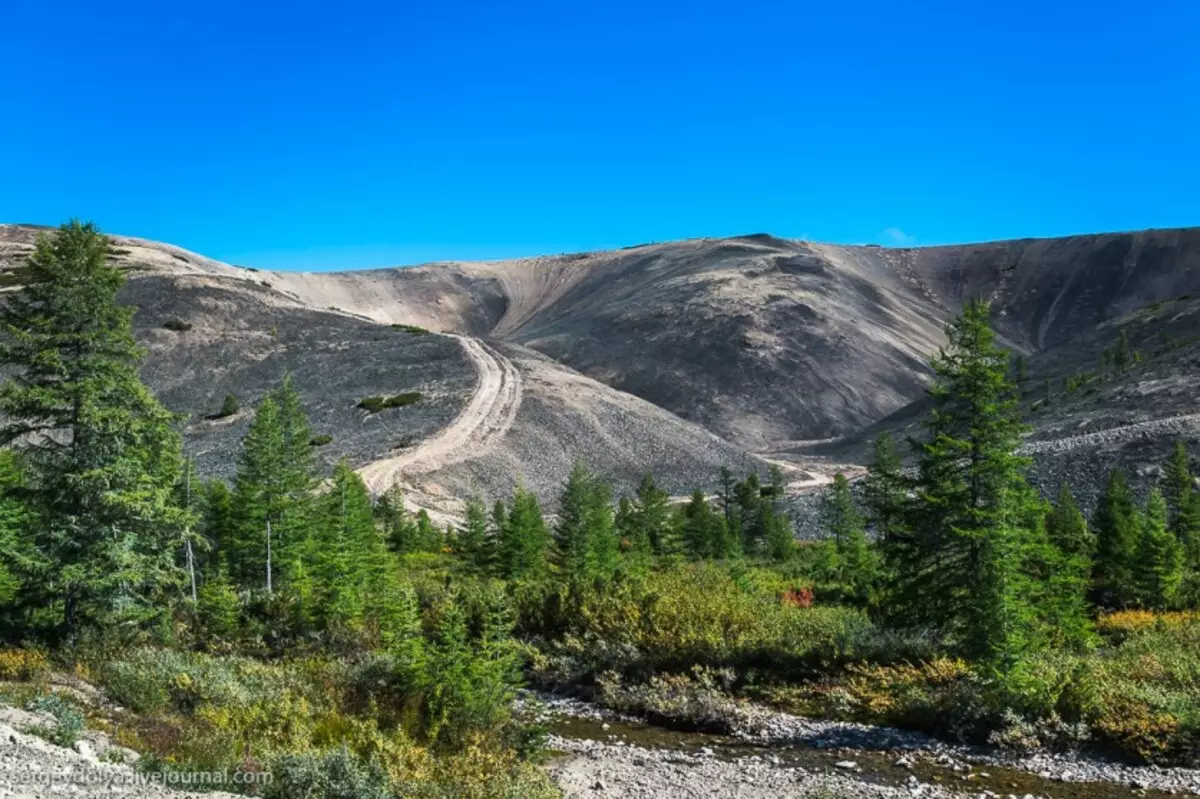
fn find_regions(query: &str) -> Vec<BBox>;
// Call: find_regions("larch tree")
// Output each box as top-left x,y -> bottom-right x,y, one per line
890,299 -> 1045,671
0,221 -> 189,641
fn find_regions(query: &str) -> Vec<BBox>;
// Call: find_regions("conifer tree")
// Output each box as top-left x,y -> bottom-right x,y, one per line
823,473 -> 877,601
763,502 -> 795,563
1163,441 -> 1200,584
554,463 -> 594,580
1134,488 -> 1184,609
1092,468 -> 1140,608
456,496 -> 495,574
1038,486 -> 1095,648
0,221 -> 189,639
863,432 -> 907,541
311,460 -> 380,631
682,490 -> 723,560
0,452 -> 36,624
584,477 -> 620,581
632,472 -> 674,556
735,473 -> 764,554
499,485 -> 549,581
889,300 -> 1043,670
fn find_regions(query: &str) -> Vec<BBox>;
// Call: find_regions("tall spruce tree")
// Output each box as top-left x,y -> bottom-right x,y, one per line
1038,486 -> 1095,649
0,452 -> 37,629
456,496 -> 495,574
863,432 -> 907,541
1163,441 -> 1200,589
823,473 -> 877,602
632,472 -> 674,556
682,490 -> 725,560
890,300 -> 1044,670
1134,488 -> 1184,609
499,485 -> 549,581
0,221 -> 189,640
1092,468 -> 1140,608
311,460 -> 382,631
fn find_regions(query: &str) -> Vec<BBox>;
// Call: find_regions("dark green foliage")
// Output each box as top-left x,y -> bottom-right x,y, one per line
1093,469 -> 1140,608
196,568 -> 241,640
632,472 -> 676,556
265,747 -> 391,799
456,496 -> 496,574
0,221 -> 190,641
1164,441 -> 1200,595
682,490 -> 734,560
309,433 -> 333,446
161,317 -> 192,332
357,392 -> 422,413
863,432 -> 907,543
0,452 -> 36,617
885,300 -> 1045,670
1041,486 -> 1096,648
552,463 -> 619,583
390,323 -> 430,336
499,486 -> 550,582
215,393 -> 239,418
1134,489 -> 1184,609
822,473 -> 878,601
311,461 -> 390,632
423,588 -> 522,748
228,376 -> 319,595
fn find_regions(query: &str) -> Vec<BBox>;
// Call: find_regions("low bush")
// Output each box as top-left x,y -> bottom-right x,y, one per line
391,324 -> 430,336
25,692 -> 85,747
358,392 -> 422,413
0,648 -> 50,681
214,393 -> 239,419
162,317 -> 192,332
310,434 -> 333,446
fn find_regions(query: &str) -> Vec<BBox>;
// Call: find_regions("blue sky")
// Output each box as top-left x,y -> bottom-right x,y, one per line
2,0 -> 1197,270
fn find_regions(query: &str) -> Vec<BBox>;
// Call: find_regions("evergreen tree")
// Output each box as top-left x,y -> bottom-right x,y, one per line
1134,488 -> 1184,609
889,300 -> 1044,670
584,477 -> 620,582
554,463 -> 593,580
823,473 -> 877,601
632,472 -> 674,556
499,485 -> 549,581
863,432 -> 907,542
0,221 -> 189,640
762,502 -> 795,563
735,473 -> 764,554
311,460 -> 381,631
681,490 -> 724,560
1163,441 -> 1200,584
0,452 -> 37,626
456,496 -> 495,574
1092,468 -> 1140,608
1039,486 -> 1095,649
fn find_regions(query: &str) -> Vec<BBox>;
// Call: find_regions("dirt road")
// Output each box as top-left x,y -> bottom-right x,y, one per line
358,336 -> 522,493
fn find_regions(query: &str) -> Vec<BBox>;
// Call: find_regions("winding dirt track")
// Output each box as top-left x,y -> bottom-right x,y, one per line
358,336 -> 522,494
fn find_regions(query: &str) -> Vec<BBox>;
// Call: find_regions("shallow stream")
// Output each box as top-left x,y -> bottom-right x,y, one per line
550,712 -> 1174,798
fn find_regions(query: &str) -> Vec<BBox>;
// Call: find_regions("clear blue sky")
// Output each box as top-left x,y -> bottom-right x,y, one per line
2,0 -> 1197,270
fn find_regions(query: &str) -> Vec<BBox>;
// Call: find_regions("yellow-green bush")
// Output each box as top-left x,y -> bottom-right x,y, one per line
0,648 -> 49,681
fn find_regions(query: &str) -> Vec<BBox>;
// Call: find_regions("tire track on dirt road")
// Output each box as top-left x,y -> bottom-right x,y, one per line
358,336 -> 522,494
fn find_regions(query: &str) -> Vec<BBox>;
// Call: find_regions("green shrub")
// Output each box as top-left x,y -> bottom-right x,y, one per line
162,317 -> 192,332
391,324 -> 429,336
215,393 -> 239,418
358,392 -> 422,413
265,747 -> 391,799
310,434 -> 333,446
25,693 -> 85,747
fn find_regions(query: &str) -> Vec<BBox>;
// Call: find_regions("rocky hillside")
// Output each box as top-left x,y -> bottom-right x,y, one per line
3,222 -> 1199,513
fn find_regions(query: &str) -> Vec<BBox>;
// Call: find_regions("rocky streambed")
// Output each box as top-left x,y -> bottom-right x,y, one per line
535,695 -> 1200,798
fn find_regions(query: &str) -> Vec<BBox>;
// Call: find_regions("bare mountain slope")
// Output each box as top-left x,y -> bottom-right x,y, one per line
4,222 -> 1200,512
0,224 -> 769,509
